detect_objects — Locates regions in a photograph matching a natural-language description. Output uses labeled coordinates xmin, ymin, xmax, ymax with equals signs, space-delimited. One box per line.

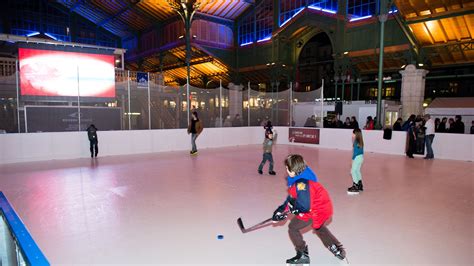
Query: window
xmin=239 ymin=13 xmax=254 ymax=46
xmin=385 ymin=87 xmax=395 ymax=97
xmin=347 ymin=0 xmax=377 ymax=18
xmin=255 ymin=0 xmax=273 ymax=42
xmin=369 ymin=88 xmax=377 ymax=97
xmin=307 ymin=0 xmax=338 ymax=13
xmin=280 ymin=0 xmax=305 ymax=26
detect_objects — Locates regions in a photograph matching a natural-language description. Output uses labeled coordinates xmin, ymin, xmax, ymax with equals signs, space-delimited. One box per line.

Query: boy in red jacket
xmin=272 ymin=154 xmax=347 ymax=264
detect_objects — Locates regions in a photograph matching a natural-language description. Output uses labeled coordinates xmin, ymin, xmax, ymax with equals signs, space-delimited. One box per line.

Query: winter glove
xmin=272 ymin=211 xmax=287 ymax=222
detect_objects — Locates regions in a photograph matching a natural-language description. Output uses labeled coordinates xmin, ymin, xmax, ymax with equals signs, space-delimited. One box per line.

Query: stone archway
xmin=296 ymin=32 xmax=334 ymax=93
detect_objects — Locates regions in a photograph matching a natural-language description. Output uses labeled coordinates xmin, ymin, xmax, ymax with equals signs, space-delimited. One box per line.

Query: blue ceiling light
xmin=307 ymin=6 xmax=337 ymax=14
xmin=256 ymin=36 xmax=271 ymax=43
xmin=349 ymin=15 xmax=372 ymax=22
xmin=44 ymin=33 xmax=58 ymax=41
xmin=26 ymin=31 xmax=40 ymax=37
xmin=240 ymin=41 xmax=253 ymax=47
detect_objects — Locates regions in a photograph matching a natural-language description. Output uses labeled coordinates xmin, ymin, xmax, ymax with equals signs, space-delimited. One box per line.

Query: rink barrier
xmin=0 ymin=192 xmax=50 ymax=266
xmin=0 ymin=126 xmax=472 ymax=164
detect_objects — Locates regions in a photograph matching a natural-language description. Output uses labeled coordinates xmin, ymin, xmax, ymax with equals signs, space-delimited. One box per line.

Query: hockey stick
xmin=237 ymin=211 xmax=289 ymax=233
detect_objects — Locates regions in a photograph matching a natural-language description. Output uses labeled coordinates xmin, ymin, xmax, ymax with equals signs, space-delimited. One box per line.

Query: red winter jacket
xmin=279 ymin=167 xmax=333 ymax=229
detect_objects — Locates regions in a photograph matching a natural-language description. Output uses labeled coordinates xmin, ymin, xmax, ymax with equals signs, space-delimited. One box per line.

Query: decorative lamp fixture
xmin=165 ymin=0 xmax=213 ymax=124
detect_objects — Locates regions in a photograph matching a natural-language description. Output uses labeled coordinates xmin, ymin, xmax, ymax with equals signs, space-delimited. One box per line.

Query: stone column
xmin=228 ymin=82 xmax=244 ymax=117
xmin=400 ymin=64 xmax=428 ymax=120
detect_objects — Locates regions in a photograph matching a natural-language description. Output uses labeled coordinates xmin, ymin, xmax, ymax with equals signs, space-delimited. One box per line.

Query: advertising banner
xmin=289 ymin=127 xmax=320 ymax=144
xmin=25 ymin=106 xmax=121 ymax=132
xmin=19 ymin=48 xmax=115 ymax=97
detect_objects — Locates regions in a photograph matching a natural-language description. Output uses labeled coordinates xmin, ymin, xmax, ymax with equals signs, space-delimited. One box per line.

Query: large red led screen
xmin=19 ymin=48 xmax=115 ymax=97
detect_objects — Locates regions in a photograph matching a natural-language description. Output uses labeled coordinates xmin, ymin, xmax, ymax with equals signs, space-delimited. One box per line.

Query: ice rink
xmin=0 ymin=144 xmax=472 ymax=265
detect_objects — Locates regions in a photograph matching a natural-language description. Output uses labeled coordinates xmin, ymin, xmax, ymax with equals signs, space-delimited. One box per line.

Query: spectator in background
xmin=404 ymin=115 xmax=416 ymax=158
xmin=438 ymin=117 xmax=447 ymax=132
xmin=232 ymin=114 xmax=243 ymax=127
xmin=364 ymin=116 xmax=374 ymax=130
xmin=402 ymin=114 xmax=415 ymax=131
xmin=304 ymin=115 xmax=317 ymax=127
xmin=470 ymin=121 xmax=474 ymax=134
xmin=344 ymin=117 xmax=351 ymax=128
xmin=434 ymin=118 xmax=440 ymax=132
xmin=223 ymin=115 xmax=232 ymax=127
xmin=414 ymin=117 xmax=425 ymax=154
xmin=393 ymin=118 xmax=403 ymax=131
xmin=452 ymin=115 xmax=465 ymax=134
xmin=447 ymin=118 xmax=455 ymax=133
xmin=350 ymin=116 xmax=359 ymax=129
xmin=423 ymin=114 xmax=435 ymax=159
xmin=214 ymin=116 xmax=222 ymax=127
xmin=335 ymin=116 xmax=344 ymax=128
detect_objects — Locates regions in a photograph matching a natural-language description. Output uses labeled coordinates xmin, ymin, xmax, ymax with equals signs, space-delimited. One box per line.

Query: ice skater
xmin=86 ymin=124 xmax=98 ymax=158
xmin=272 ymin=154 xmax=347 ymax=264
xmin=187 ymin=111 xmax=203 ymax=155
xmin=347 ymin=128 xmax=364 ymax=194
xmin=258 ymin=130 xmax=276 ymax=175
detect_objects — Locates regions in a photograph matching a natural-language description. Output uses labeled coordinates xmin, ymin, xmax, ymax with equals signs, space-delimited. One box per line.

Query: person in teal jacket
xmin=348 ymin=128 xmax=364 ymax=194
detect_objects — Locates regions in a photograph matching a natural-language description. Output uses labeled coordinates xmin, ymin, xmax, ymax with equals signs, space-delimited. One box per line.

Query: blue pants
xmin=191 ymin=133 xmax=198 ymax=152
xmin=258 ymin=153 xmax=274 ymax=172
xmin=425 ymin=134 xmax=435 ymax=158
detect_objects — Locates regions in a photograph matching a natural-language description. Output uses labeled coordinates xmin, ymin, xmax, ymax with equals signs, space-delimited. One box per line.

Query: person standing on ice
xmin=187 ymin=111 xmax=203 ymax=155
xmin=347 ymin=128 xmax=364 ymax=194
xmin=272 ymin=154 xmax=347 ymax=264
xmin=257 ymin=130 xmax=276 ymax=175
xmin=86 ymin=124 xmax=98 ymax=158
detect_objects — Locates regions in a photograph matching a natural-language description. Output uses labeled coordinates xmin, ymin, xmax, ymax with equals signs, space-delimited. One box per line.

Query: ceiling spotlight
xmin=178 ymin=35 xmax=184 ymax=39
xmin=343 ymin=51 xmax=349 ymax=55
xmin=271 ymin=62 xmax=275 ymax=65
xmin=401 ymin=64 xmax=406 ymax=68
xmin=115 ymin=59 xmax=120 ymax=63
xmin=418 ymin=63 xmax=424 ymax=67
xmin=192 ymin=35 xmax=197 ymax=39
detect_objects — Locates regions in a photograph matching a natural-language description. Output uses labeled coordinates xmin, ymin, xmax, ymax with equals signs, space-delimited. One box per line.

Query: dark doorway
xmin=297 ymin=32 xmax=334 ymax=93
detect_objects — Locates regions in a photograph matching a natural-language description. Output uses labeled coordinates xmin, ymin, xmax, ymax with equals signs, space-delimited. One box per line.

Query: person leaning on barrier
xmin=87 ymin=124 xmax=98 ymax=158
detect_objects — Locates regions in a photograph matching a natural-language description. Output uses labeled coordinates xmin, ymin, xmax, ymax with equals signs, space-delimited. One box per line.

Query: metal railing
xmin=0 ymin=192 xmax=49 ymax=266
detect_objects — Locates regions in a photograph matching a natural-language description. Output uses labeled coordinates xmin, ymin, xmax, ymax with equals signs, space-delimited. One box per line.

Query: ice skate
xmin=286 ymin=246 xmax=310 ymax=265
xmin=347 ymin=183 xmax=359 ymax=195
xmin=329 ymin=244 xmax=347 ymax=262
xmin=357 ymin=180 xmax=363 ymax=191
xmin=269 ymin=170 xmax=276 ymax=175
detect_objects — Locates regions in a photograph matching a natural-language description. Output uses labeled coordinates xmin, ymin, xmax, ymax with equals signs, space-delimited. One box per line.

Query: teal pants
xmin=351 ymin=155 xmax=364 ymax=183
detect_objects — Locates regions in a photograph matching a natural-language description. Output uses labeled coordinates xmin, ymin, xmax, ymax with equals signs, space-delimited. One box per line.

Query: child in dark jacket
xmin=272 ymin=154 xmax=347 ymax=264
xmin=258 ymin=131 xmax=276 ymax=175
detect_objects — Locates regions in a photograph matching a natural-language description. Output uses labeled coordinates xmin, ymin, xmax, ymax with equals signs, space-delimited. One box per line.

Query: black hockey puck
xmin=217 ymin=234 xmax=224 ymax=240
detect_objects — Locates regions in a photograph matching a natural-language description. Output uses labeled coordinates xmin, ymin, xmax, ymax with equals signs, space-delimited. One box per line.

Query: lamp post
xmin=167 ymin=0 xmax=202 ymax=125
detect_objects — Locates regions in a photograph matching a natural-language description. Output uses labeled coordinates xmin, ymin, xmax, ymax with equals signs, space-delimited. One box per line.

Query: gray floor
xmin=0 ymin=144 xmax=472 ymax=265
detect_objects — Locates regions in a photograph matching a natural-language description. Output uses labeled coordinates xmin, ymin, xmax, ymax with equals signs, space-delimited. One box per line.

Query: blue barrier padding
xmin=0 ymin=192 xmax=50 ymax=266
